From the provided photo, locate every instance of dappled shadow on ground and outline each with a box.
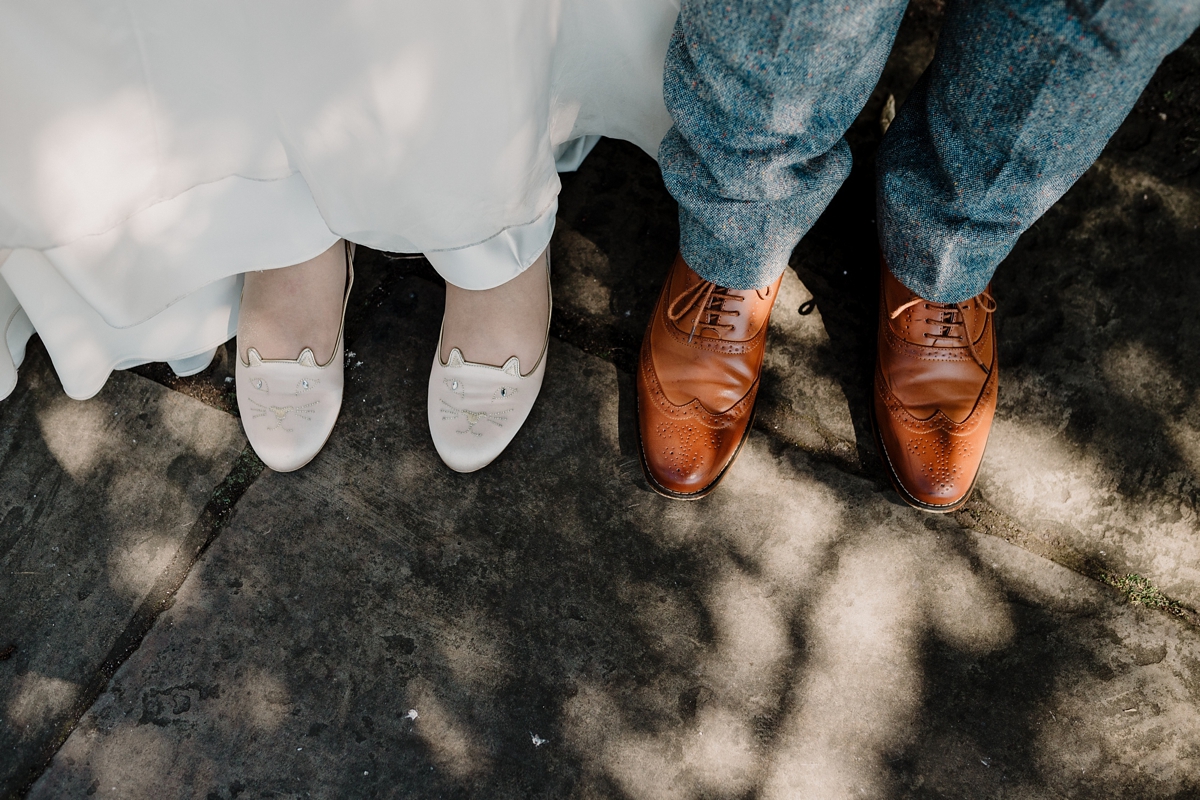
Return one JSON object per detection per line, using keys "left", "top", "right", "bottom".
{"left": 29, "top": 269, "right": 1200, "bottom": 800}
{"left": 552, "top": 19, "right": 1200, "bottom": 608}
{"left": 0, "top": 342, "right": 244, "bottom": 797}
{"left": 956, "top": 32, "right": 1200, "bottom": 604}
{"left": 14, "top": 8, "right": 1200, "bottom": 800}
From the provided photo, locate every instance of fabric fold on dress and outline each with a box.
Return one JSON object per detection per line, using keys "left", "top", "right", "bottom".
{"left": 0, "top": 0, "right": 678, "bottom": 401}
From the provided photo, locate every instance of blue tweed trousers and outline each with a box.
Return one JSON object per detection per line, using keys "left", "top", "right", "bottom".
{"left": 659, "top": 0, "right": 1200, "bottom": 301}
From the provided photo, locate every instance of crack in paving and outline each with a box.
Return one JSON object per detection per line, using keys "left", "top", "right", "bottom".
{"left": 9, "top": 447, "right": 265, "bottom": 800}
{"left": 751, "top": 408, "right": 1200, "bottom": 630}
{"left": 952, "top": 498, "right": 1200, "bottom": 629}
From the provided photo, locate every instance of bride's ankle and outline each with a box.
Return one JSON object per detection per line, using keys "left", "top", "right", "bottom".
{"left": 439, "top": 251, "right": 550, "bottom": 370}
{"left": 238, "top": 240, "right": 348, "bottom": 363}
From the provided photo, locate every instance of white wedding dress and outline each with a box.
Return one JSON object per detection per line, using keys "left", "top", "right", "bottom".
{"left": 0, "top": 0, "right": 678, "bottom": 400}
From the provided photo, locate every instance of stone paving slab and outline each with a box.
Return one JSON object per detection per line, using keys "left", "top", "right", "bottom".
{"left": 8, "top": 10, "right": 1200, "bottom": 799}
{"left": 29, "top": 276, "right": 1200, "bottom": 799}
{"left": 0, "top": 343, "right": 246, "bottom": 797}
{"left": 974, "top": 144, "right": 1200, "bottom": 607}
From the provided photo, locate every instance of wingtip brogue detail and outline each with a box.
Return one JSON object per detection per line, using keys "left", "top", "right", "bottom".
{"left": 636, "top": 254, "right": 780, "bottom": 499}
{"left": 873, "top": 360, "right": 997, "bottom": 510}
{"left": 638, "top": 335, "right": 759, "bottom": 494}
{"left": 873, "top": 262, "right": 998, "bottom": 512}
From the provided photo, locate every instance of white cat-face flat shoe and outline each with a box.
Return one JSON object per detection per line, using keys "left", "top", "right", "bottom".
{"left": 236, "top": 243, "right": 353, "bottom": 473}
{"left": 427, "top": 262, "right": 551, "bottom": 473}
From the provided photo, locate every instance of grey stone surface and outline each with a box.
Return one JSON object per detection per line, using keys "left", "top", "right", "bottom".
{"left": 9, "top": 7, "right": 1200, "bottom": 799}
{"left": 0, "top": 343, "right": 246, "bottom": 797}
{"left": 976, "top": 136, "right": 1200, "bottom": 608}
{"left": 29, "top": 276, "right": 1200, "bottom": 799}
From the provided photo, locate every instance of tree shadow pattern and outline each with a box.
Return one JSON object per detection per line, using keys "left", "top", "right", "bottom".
{"left": 11, "top": 5, "right": 1200, "bottom": 800}
{"left": 26, "top": 268, "right": 1200, "bottom": 799}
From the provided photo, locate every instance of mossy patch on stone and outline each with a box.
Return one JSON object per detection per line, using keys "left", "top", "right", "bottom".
{"left": 1102, "top": 572, "right": 1186, "bottom": 617}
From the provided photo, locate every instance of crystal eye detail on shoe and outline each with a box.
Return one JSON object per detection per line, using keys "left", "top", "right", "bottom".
{"left": 248, "top": 373, "right": 318, "bottom": 397}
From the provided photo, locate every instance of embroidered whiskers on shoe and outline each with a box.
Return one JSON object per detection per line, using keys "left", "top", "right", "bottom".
{"left": 243, "top": 372, "right": 321, "bottom": 432}
{"left": 439, "top": 397, "right": 512, "bottom": 436}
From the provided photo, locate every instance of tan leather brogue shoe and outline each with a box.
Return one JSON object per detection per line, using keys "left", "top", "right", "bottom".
{"left": 873, "top": 261, "right": 997, "bottom": 512}
{"left": 637, "top": 253, "right": 782, "bottom": 499}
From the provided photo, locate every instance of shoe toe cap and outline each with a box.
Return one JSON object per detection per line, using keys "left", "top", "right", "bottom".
{"left": 249, "top": 413, "right": 341, "bottom": 473}
{"left": 237, "top": 385, "right": 342, "bottom": 472}
{"left": 428, "top": 403, "right": 537, "bottom": 473}
{"left": 880, "top": 423, "right": 983, "bottom": 508}
{"left": 641, "top": 417, "right": 730, "bottom": 495}
{"left": 257, "top": 443, "right": 325, "bottom": 473}
{"left": 427, "top": 358, "right": 545, "bottom": 473}
{"left": 432, "top": 440, "right": 507, "bottom": 474}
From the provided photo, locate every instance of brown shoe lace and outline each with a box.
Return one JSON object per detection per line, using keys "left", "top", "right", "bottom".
{"left": 668, "top": 279, "right": 771, "bottom": 343}
{"left": 890, "top": 291, "right": 997, "bottom": 374}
